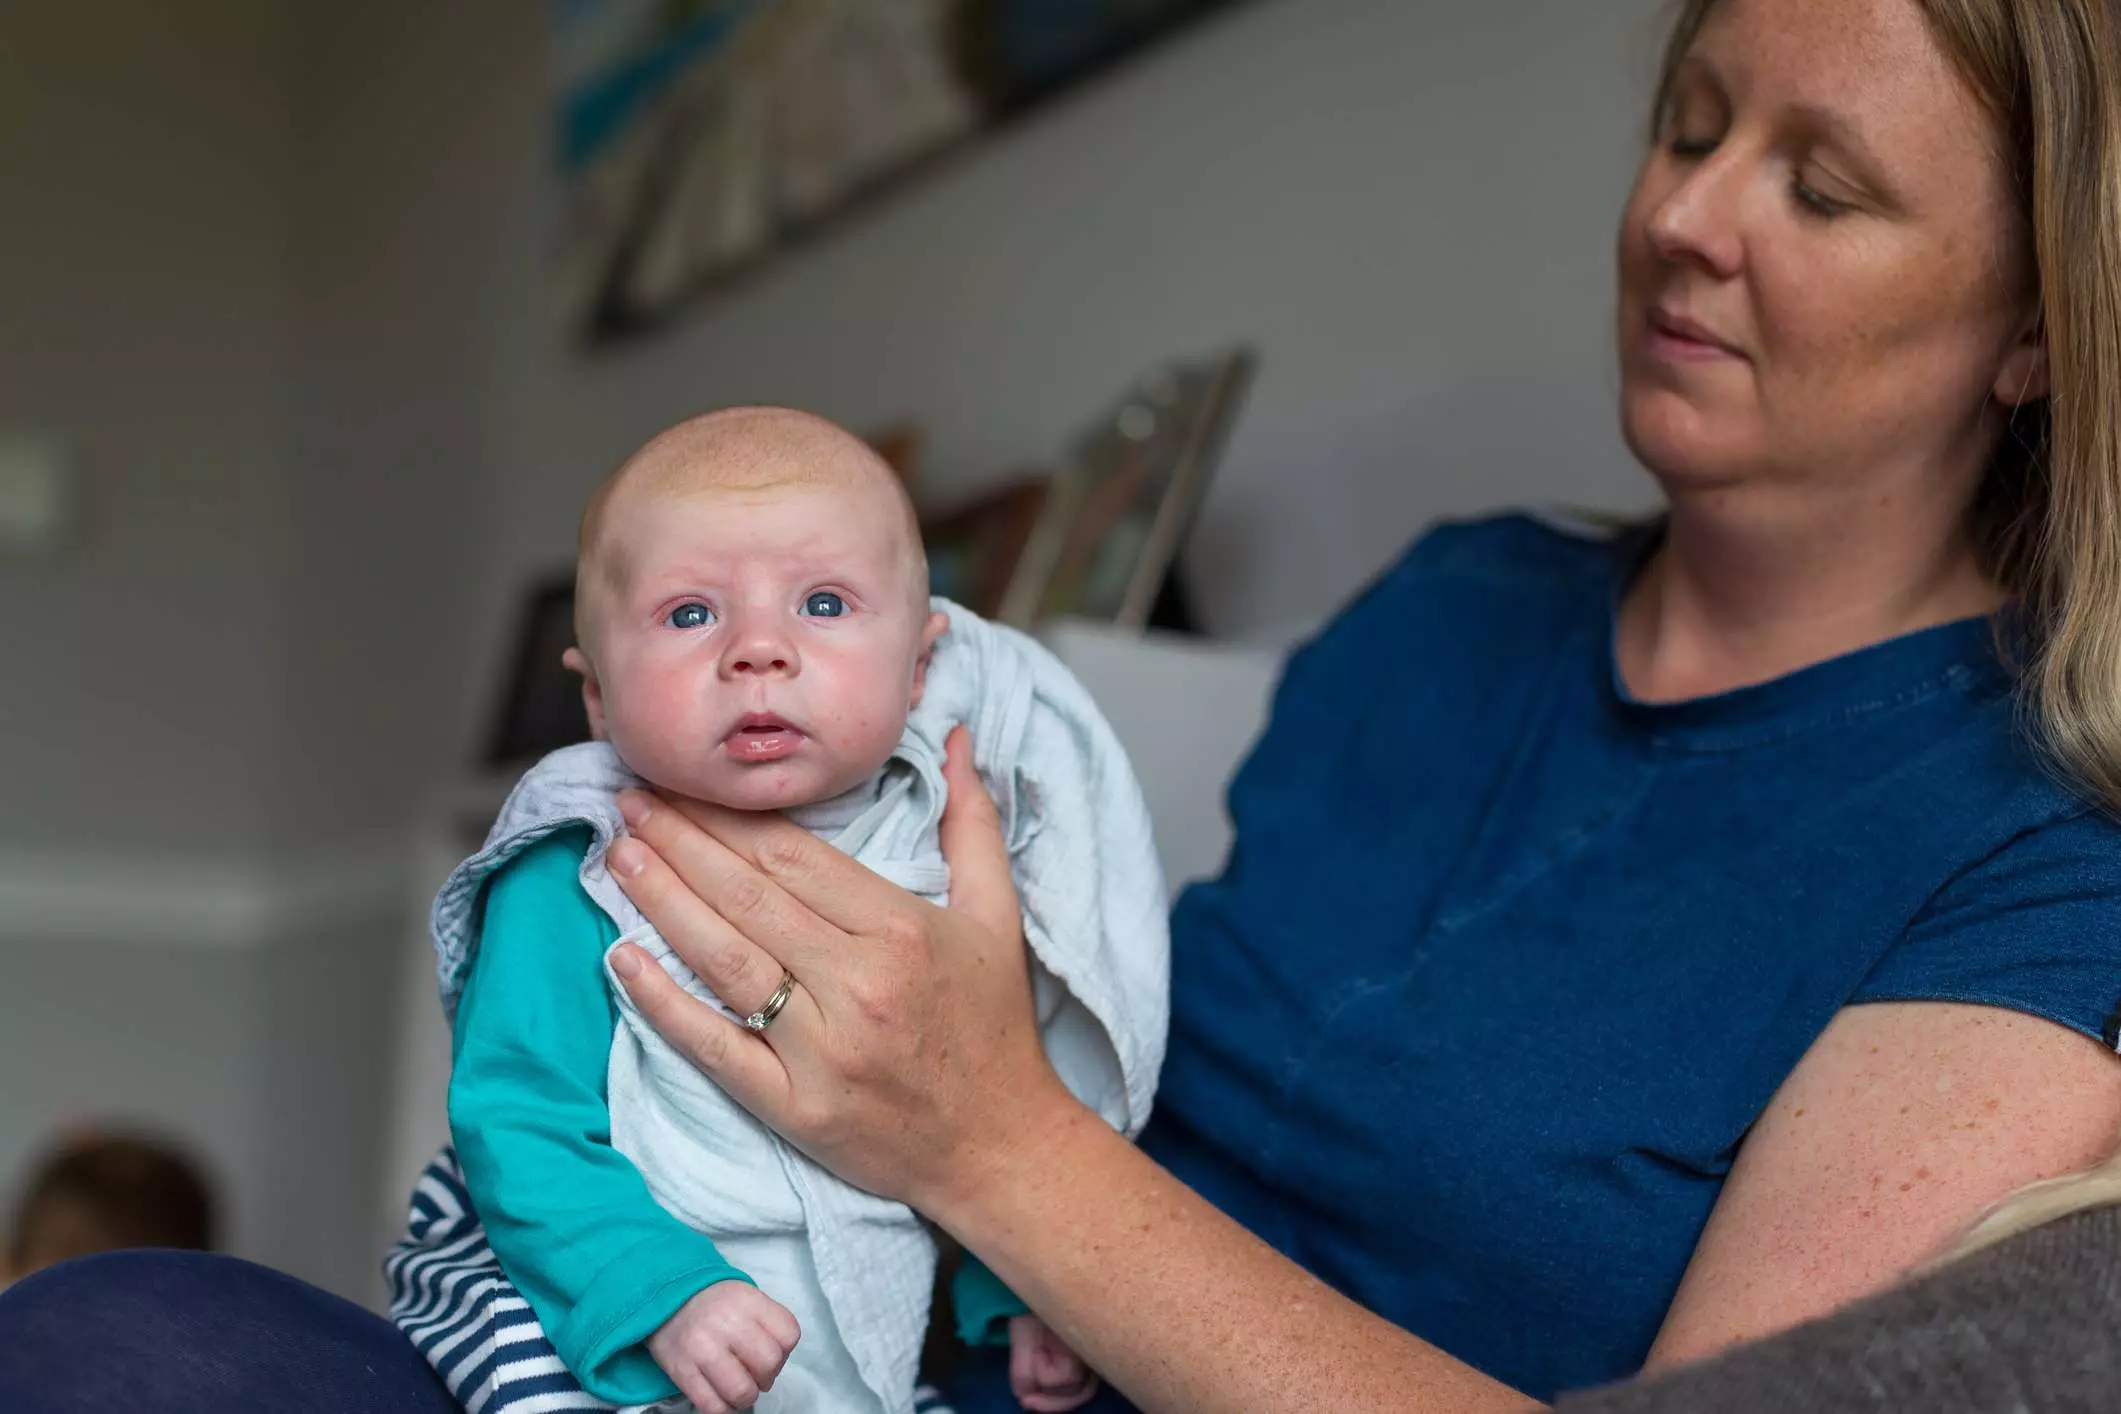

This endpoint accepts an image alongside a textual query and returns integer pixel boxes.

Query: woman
[5,0,2120,1410]
[591,0,2121,1405]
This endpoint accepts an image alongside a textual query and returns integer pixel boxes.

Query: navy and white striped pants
[384,1148,960,1414]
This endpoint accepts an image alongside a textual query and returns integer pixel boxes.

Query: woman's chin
[1619,392,1756,493]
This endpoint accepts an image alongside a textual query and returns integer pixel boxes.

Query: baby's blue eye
[667,603,713,629]
[803,591,846,618]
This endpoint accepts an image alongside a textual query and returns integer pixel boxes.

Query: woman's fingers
[656,790,912,937]
[938,726,1021,942]
[618,794,872,974]
[611,943,796,1119]
[608,830,822,1010]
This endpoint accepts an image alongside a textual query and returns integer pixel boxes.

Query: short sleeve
[1855,808,2121,1047]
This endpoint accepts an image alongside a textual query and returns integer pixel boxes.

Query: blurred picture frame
[551,0,1256,345]
[995,346,1255,631]
[483,575,590,769]
[922,477,1051,620]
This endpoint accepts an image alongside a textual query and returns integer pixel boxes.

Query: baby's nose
[722,632,797,676]
[728,648,792,674]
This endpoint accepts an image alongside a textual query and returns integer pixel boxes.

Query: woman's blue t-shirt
[950,512,2121,1409]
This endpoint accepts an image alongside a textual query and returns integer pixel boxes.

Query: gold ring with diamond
[744,970,798,1033]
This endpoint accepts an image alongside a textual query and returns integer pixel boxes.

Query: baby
[399,408,1169,1414]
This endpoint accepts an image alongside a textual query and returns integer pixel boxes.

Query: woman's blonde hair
[1651,0,2121,1256]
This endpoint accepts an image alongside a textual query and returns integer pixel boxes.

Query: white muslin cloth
[426,600,1170,1414]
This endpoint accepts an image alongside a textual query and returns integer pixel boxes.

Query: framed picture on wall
[921,477,1051,620]
[483,575,589,768]
[996,345,1255,631]
[550,0,1257,345]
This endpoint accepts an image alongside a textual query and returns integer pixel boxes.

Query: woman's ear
[1993,314,2049,408]
[562,646,610,742]
[909,610,950,708]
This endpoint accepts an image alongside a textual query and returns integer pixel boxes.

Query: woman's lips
[1645,309,1743,364]
[723,716,804,762]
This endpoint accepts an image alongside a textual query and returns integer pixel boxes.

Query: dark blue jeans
[0,1249,1141,1412]
[0,1249,459,1413]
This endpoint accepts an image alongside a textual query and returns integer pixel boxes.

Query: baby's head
[565,407,945,812]
[6,1130,216,1283]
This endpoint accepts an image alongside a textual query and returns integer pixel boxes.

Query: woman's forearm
[934,1099,1541,1414]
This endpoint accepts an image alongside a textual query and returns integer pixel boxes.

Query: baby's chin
[621,752,873,814]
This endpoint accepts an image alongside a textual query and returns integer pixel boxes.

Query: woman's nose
[1645,154,1744,279]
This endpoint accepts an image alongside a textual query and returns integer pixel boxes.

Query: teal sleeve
[951,1253,1030,1347]
[449,827,752,1407]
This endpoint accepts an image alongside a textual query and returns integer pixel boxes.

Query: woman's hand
[608,728,1532,1414]
[604,727,1076,1211]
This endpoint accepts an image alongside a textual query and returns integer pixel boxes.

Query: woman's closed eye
[803,591,847,618]
[1667,131,1851,220]
[1790,175,1849,218]
[667,602,715,629]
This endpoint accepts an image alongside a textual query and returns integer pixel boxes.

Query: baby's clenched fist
[648,1280,800,1413]
[1008,1313,1099,1412]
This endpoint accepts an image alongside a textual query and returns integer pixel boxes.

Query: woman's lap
[0,1245,1161,1414]
[0,1248,459,1414]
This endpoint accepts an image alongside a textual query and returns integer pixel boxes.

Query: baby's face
[580,478,941,811]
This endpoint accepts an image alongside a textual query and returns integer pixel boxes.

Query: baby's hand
[1007,1313,1099,1412]
[647,1280,800,1413]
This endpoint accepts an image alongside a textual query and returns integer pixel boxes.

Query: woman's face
[1617,0,2044,503]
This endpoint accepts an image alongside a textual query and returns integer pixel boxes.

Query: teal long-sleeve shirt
[449,828,1027,1406]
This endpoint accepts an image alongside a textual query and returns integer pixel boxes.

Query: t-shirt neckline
[1598,520,2010,752]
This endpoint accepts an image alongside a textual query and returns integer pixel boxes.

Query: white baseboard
[0,837,415,950]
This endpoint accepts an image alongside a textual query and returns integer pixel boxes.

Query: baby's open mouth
[724,715,804,761]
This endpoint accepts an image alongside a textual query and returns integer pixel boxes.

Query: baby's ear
[909,610,949,708]
[562,646,610,742]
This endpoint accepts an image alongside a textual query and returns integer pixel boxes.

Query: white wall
[0,1,402,1303]
[0,0,297,853]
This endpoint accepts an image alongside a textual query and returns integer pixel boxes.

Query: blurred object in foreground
[5,1128,217,1283]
